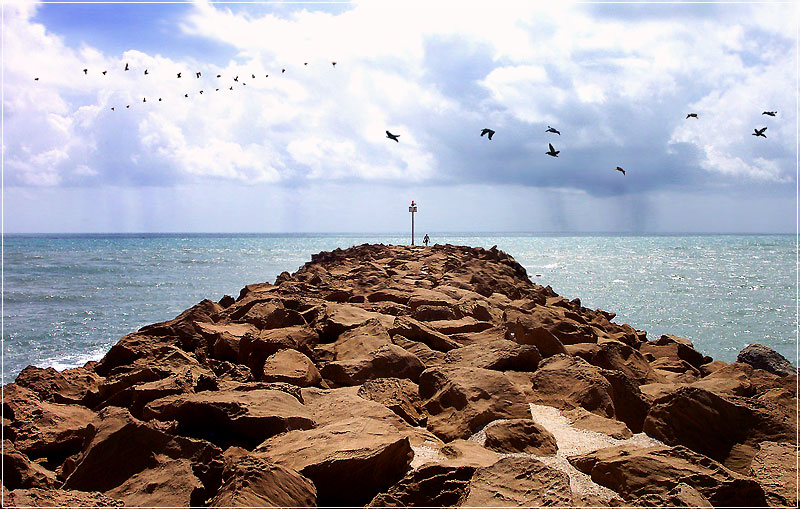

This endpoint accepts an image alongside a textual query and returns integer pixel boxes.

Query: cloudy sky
[3,1,797,233]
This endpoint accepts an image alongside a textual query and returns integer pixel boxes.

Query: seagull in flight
[615,166,626,176]
[196,72,201,78]
[102,71,107,75]
[177,72,182,78]
[233,76,239,82]
[282,69,286,74]
[124,63,129,71]
[332,62,337,67]
[386,131,400,142]
[546,143,559,157]
[144,69,149,75]
[762,111,777,117]
[546,126,560,135]
[686,113,698,119]
[752,127,767,138]
[110,107,115,111]
[83,68,88,75]
[480,128,495,140]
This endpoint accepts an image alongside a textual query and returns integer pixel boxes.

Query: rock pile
[3,243,797,507]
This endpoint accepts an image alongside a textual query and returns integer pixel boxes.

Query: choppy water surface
[3,233,795,383]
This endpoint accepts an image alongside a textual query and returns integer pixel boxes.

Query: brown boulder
[255,417,413,506]
[569,444,766,506]
[14,365,101,406]
[388,316,462,352]
[1,439,59,490]
[530,354,615,418]
[631,482,712,507]
[691,361,754,396]
[589,340,664,384]
[428,317,493,335]
[143,389,314,448]
[640,334,707,368]
[209,448,317,507]
[316,302,381,340]
[261,349,322,387]
[444,339,540,372]
[357,378,425,426]
[105,458,205,507]
[504,310,567,357]
[483,418,557,455]
[563,407,632,440]
[462,456,574,507]
[737,343,797,377]
[317,317,391,361]
[237,300,306,329]
[391,335,447,368]
[419,366,530,441]
[96,372,193,418]
[321,344,424,385]
[7,488,123,507]
[412,304,459,321]
[368,463,474,507]
[434,439,502,468]
[748,441,799,507]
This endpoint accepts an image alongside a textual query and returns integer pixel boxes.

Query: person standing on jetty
[423,234,430,247]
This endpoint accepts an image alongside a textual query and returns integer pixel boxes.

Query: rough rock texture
[4,243,795,505]
[6,488,124,507]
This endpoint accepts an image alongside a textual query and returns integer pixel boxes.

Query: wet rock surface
[4,243,795,506]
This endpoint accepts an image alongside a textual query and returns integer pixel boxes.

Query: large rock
[357,378,425,426]
[209,448,317,507]
[1,439,59,490]
[737,343,797,377]
[529,354,615,418]
[105,458,205,507]
[14,365,101,406]
[563,407,632,440]
[461,456,574,507]
[569,444,766,506]
[142,389,315,448]
[321,344,424,385]
[261,349,322,387]
[588,340,664,384]
[631,482,712,507]
[483,418,557,455]
[640,334,708,368]
[444,339,540,371]
[315,317,391,361]
[643,386,796,471]
[388,316,462,352]
[6,488,123,508]
[433,439,502,468]
[368,463,474,507]
[419,366,531,441]
[748,441,799,507]
[504,310,567,357]
[255,417,413,506]
[238,325,318,379]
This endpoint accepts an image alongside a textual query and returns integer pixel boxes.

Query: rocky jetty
[3,243,797,507]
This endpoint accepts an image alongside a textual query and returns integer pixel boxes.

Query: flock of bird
[35,61,779,179]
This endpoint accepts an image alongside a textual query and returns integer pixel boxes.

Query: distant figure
[158,98,162,101]
[177,72,182,78]
[615,166,626,176]
[386,130,400,142]
[126,105,130,108]
[196,71,201,78]
[143,97,146,102]
[546,126,560,135]
[124,63,129,71]
[762,111,777,116]
[686,113,698,119]
[83,68,88,74]
[423,234,430,247]
[480,128,495,140]
[546,143,559,157]
[752,127,767,138]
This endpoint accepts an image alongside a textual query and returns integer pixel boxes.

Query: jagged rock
[368,463,474,506]
[444,339,540,371]
[317,303,382,340]
[261,349,322,387]
[97,372,193,418]
[238,325,318,380]
[748,441,799,507]
[737,343,797,377]
[643,386,796,472]
[419,366,530,441]
[315,317,391,361]
[563,407,632,440]
[462,456,574,507]
[195,321,259,362]
[504,310,567,357]
[483,418,557,455]
[597,367,650,433]
[392,335,447,368]
[569,444,766,506]
[588,340,664,384]
[530,354,615,418]
[142,389,314,448]
[106,458,205,507]
[14,365,101,406]
[691,362,754,396]
[412,304,459,321]
[237,300,307,329]
[2,440,59,490]
[255,417,413,506]
[7,488,123,507]
[631,482,712,507]
[321,344,424,385]
[428,317,493,335]
[357,378,425,426]
[640,334,707,369]
[3,383,95,464]
[209,448,317,507]
[434,439,502,468]
[388,316,462,352]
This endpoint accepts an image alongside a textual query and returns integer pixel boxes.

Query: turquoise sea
[2,233,796,384]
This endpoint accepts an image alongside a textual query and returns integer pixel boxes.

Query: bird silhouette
[144,69,148,75]
[110,107,115,111]
[546,126,560,135]
[199,90,203,94]
[243,82,246,86]
[282,69,286,73]
[332,62,336,67]
[480,128,495,140]
[126,105,130,108]
[177,72,182,78]
[158,98,162,101]
[233,76,239,82]
[196,72,201,78]
[686,113,698,119]
[124,63,129,71]
[215,88,219,91]
[615,166,626,176]
[546,143,559,157]
[762,111,777,116]
[216,74,221,78]
[386,131,400,142]
[752,127,767,138]
[184,94,189,98]
[102,71,107,75]
[265,74,269,78]
[83,68,88,75]
[304,62,308,66]
[34,77,39,81]
[251,74,255,79]
[229,86,233,90]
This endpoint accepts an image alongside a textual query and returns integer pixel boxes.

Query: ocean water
[3,233,796,384]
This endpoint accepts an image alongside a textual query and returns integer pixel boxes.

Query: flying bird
[83,68,88,75]
[34,77,39,81]
[215,88,219,91]
[144,69,148,75]
[332,62,336,67]
[752,127,767,138]
[110,107,114,111]
[126,105,130,108]
[216,74,221,78]
[265,74,269,78]
[546,143,559,157]
[615,166,626,176]
[480,128,495,140]
[229,86,233,90]
[124,63,129,71]
[199,90,203,94]
[251,74,255,79]
[282,69,285,73]
[196,72,201,78]
[233,76,238,82]
[546,126,560,135]
[686,113,698,119]
[386,131,400,142]
[102,71,107,75]
[177,72,182,78]
[762,111,777,116]
[184,93,189,98]
[158,98,162,101]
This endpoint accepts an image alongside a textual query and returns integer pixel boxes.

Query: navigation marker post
[409,200,418,245]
